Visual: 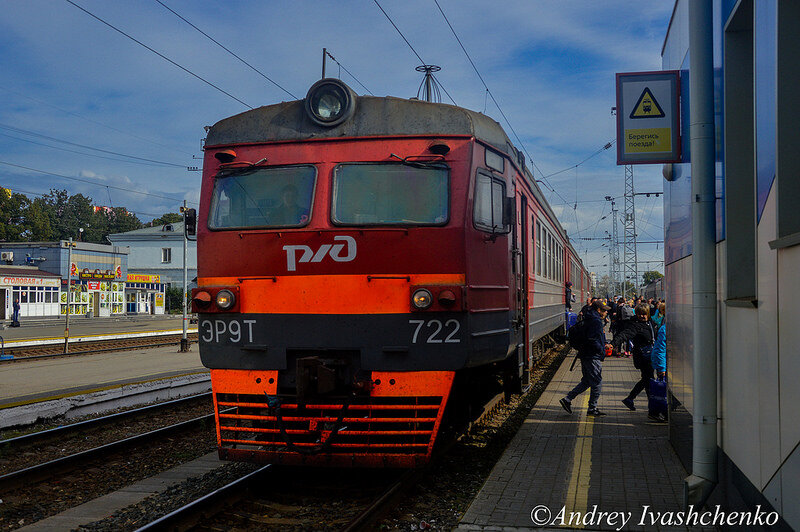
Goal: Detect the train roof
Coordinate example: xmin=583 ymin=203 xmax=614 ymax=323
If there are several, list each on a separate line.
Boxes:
xmin=206 ymin=96 xmax=514 ymax=153
xmin=205 ymin=92 xmax=586 ymax=273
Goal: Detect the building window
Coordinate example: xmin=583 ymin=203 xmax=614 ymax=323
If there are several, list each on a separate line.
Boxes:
xmin=161 ymin=248 xmax=172 ymax=264
xmin=723 ymin=0 xmax=756 ymax=304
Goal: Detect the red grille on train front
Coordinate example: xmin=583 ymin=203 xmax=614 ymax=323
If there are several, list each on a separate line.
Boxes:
xmin=209 ymin=370 xmax=455 ymax=467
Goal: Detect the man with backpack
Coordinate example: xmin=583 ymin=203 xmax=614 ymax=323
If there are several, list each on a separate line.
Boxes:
xmin=561 ymin=299 xmax=613 ymax=417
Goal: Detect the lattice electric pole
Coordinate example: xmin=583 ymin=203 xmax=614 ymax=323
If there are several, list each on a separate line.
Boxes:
xmin=622 ymin=165 xmax=638 ymax=297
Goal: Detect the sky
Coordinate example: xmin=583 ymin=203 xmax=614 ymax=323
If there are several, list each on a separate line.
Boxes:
xmin=0 ymin=0 xmax=674 ymax=278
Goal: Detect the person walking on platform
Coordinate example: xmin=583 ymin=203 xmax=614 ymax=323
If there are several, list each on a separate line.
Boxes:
xmin=612 ymin=304 xmax=657 ymax=414
xmin=560 ymin=299 xmax=612 ymax=417
xmin=12 ymin=298 xmax=20 ymax=326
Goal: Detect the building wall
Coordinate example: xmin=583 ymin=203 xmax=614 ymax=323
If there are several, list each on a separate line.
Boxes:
xmin=110 ymin=237 xmax=197 ymax=287
xmin=663 ymin=0 xmax=798 ymax=528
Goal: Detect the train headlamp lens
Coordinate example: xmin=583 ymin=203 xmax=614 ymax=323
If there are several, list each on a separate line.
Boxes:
xmin=411 ymin=289 xmax=433 ymax=310
xmin=315 ymin=92 xmax=343 ymax=119
xmin=216 ymin=290 xmax=235 ymax=310
xmin=305 ymin=79 xmax=356 ymax=127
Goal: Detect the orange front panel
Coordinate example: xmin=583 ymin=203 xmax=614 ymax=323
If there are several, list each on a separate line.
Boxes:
xmin=199 ymin=274 xmax=464 ymax=314
xmin=209 ymin=369 xmax=455 ymax=467
xmin=211 ymin=369 xmax=278 ymax=395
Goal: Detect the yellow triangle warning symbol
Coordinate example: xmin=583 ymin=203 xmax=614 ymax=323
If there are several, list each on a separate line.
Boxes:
xmin=630 ymin=87 xmax=665 ymax=119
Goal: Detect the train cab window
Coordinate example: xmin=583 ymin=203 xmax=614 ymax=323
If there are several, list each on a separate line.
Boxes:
xmin=473 ymin=171 xmax=510 ymax=233
xmin=208 ymin=165 xmax=316 ymax=229
xmin=332 ymin=163 xmax=448 ymax=225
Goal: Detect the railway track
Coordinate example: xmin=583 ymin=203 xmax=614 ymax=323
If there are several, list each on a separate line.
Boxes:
xmin=125 ymin=388 xmax=518 ymax=532
xmin=1 ymin=331 xmax=198 ymax=360
xmin=0 ymin=393 xmax=213 ymax=491
xmin=0 ymin=393 xmax=217 ymax=531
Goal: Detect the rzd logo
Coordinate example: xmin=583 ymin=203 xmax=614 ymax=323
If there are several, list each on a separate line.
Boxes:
xmin=283 ymin=236 xmax=357 ymax=272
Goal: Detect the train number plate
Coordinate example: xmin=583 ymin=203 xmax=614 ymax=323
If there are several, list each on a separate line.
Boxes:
xmin=199 ymin=319 xmax=256 ymax=344
xmin=409 ymin=319 xmax=461 ymax=344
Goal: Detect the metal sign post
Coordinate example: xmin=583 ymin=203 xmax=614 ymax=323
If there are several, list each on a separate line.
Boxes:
xmin=64 ymin=238 xmax=73 ymax=354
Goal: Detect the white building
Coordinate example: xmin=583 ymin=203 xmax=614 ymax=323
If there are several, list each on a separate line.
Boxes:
xmin=107 ymin=222 xmax=197 ymax=288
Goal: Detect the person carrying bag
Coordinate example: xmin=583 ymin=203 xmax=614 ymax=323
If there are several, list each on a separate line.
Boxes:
xmin=612 ymin=304 xmax=658 ymax=418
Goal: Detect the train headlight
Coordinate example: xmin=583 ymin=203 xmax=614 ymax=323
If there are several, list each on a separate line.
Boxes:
xmin=216 ymin=289 xmax=235 ymax=310
xmin=411 ymin=289 xmax=433 ymax=310
xmin=305 ymin=79 xmax=356 ymax=127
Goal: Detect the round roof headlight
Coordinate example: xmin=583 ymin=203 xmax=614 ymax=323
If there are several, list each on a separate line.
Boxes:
xmin=411 ymin=289 xmax=433 ymax=310
xmin=216 ymin=289 xmax=235 ymax=310
xmin=305 ymin=79 xmax=356 ymax=127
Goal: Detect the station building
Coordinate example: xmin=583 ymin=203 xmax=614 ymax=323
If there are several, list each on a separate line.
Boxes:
xmin=0 ymin=265 xmax=61 ymax=319
xmin=0 ymin=241 xmax=131 ymax=318
xmin=107 ymin=222 xmax=197 ymax=289
xmin=663 ymin=1 xmax=798 ymax=528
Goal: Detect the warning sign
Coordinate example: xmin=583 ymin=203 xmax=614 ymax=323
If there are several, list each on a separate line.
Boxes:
xmin=616 ymin=71 xmax=680 ymax=164
xmin=629 ymin=88 xmax=665 ymax=119
xmin=625 ymin=128 xmax=671 ymax=153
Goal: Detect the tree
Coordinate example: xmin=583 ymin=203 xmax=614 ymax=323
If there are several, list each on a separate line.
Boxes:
xmin=150 ymin=212 xmax=183 ymax=226
xmin=642 ymin=270 xmax=664 ymax=286
xmin=23 ymin=198 xmax=53 ymax=241
xmin=0 ymin=191 xmax=29 ymax=241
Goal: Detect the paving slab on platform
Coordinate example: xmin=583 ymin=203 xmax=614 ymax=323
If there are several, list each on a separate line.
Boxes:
xmin=457 ymin=355 xmax=716 ymax=532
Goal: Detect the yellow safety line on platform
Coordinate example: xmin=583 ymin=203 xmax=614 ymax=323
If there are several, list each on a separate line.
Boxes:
xmin=564 ymin=393 xmax=593 ymax=527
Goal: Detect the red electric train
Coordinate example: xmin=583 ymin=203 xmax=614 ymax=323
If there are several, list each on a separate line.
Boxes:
xmin=192 ymin=78 xmax=590 ymax=467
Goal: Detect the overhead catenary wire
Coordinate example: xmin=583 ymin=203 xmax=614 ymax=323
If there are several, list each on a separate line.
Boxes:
xmin=372 ymin=0 xmax=457 ymax=106
xmin=0 ymin=84 xmax=195 ymax=157
xmin=0 ymin=128 xmax=185 ymax=168
xmin=2 ymin=185 xmax=170 ymax=219
xmin=324 ymin=50 xmax=373 ymax=95
xmin=0 ymin=160 xmax=194 ymax=205
xmin=153 ymin=0 xmax=298 ymax=100
xmin=432 ymin=0 xmax=573 ymax=207
xmin=65 ymin=0 xmax=253 ymax=109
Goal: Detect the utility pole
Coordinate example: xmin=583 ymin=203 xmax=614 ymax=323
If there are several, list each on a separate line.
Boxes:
xmin=64 ymin=238 xmax=75 ymax=354
xmin=605 ymin=196 xmax=620 ymax=296
xmin=623 ymin=165 xmax=638 ymax=297
xmin=180 ymin=200 xmax=189 ymax=352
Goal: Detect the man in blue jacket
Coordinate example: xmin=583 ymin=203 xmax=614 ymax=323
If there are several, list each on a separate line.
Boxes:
xmin=560 ymin=299 xmax=612 ymax=416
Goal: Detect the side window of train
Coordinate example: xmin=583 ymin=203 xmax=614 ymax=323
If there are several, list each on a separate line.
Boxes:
xmin=473 ymin=171 xmax=511 ymax=234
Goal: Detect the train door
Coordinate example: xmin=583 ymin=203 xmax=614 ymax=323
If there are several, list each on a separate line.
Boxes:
xmin=518 ymin=195 xmax=530 ymax=387
xmin=0 ymin=289 xmax=5 ymax=319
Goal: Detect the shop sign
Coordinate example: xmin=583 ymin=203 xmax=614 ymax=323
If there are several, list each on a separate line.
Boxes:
xmin=87 ymin=281 xmax=101 ymax=290
xmin=79 ymin=268 xmax=116 ymax=281
xmin=155 ymin=293 xmax=164 ymax=307
xmin=127 ymin=273 xmax=162 ymax=284
xmin=1 ymin=276 xmax=60 ymax=287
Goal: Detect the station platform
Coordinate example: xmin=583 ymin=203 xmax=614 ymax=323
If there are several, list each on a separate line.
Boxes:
xmin=458 ymin=355 xmax=714 ymax=532
xmin=0 ymin=314 xmax=192 ymax=344
xmin=0 ymin=344 xmax=209 ymax=427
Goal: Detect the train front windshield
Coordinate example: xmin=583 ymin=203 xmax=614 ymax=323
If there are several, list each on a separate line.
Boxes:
xmin=208 ymin=165 xmax=316 ymax=229
xmin=332 ymin=163 xmax=449 ymax=225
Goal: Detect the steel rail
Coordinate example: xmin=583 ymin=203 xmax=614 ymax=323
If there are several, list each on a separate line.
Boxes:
xmin=133 ymin=464 xmax=273 ymax=532
xmin=0 ymin=391 xmax=211 ymax=449
xmin=1 ymin=333 xmax=198 ymax=363
xmin=0 ymin=413 xmax=215 ymax=492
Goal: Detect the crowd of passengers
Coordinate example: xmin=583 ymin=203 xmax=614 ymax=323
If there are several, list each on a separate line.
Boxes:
xmin=560 ymin=289 xmax=667 ymax=422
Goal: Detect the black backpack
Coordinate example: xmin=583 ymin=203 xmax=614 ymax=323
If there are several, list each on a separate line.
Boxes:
xmin=568 ymin=319 xmax=588 ymax=350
